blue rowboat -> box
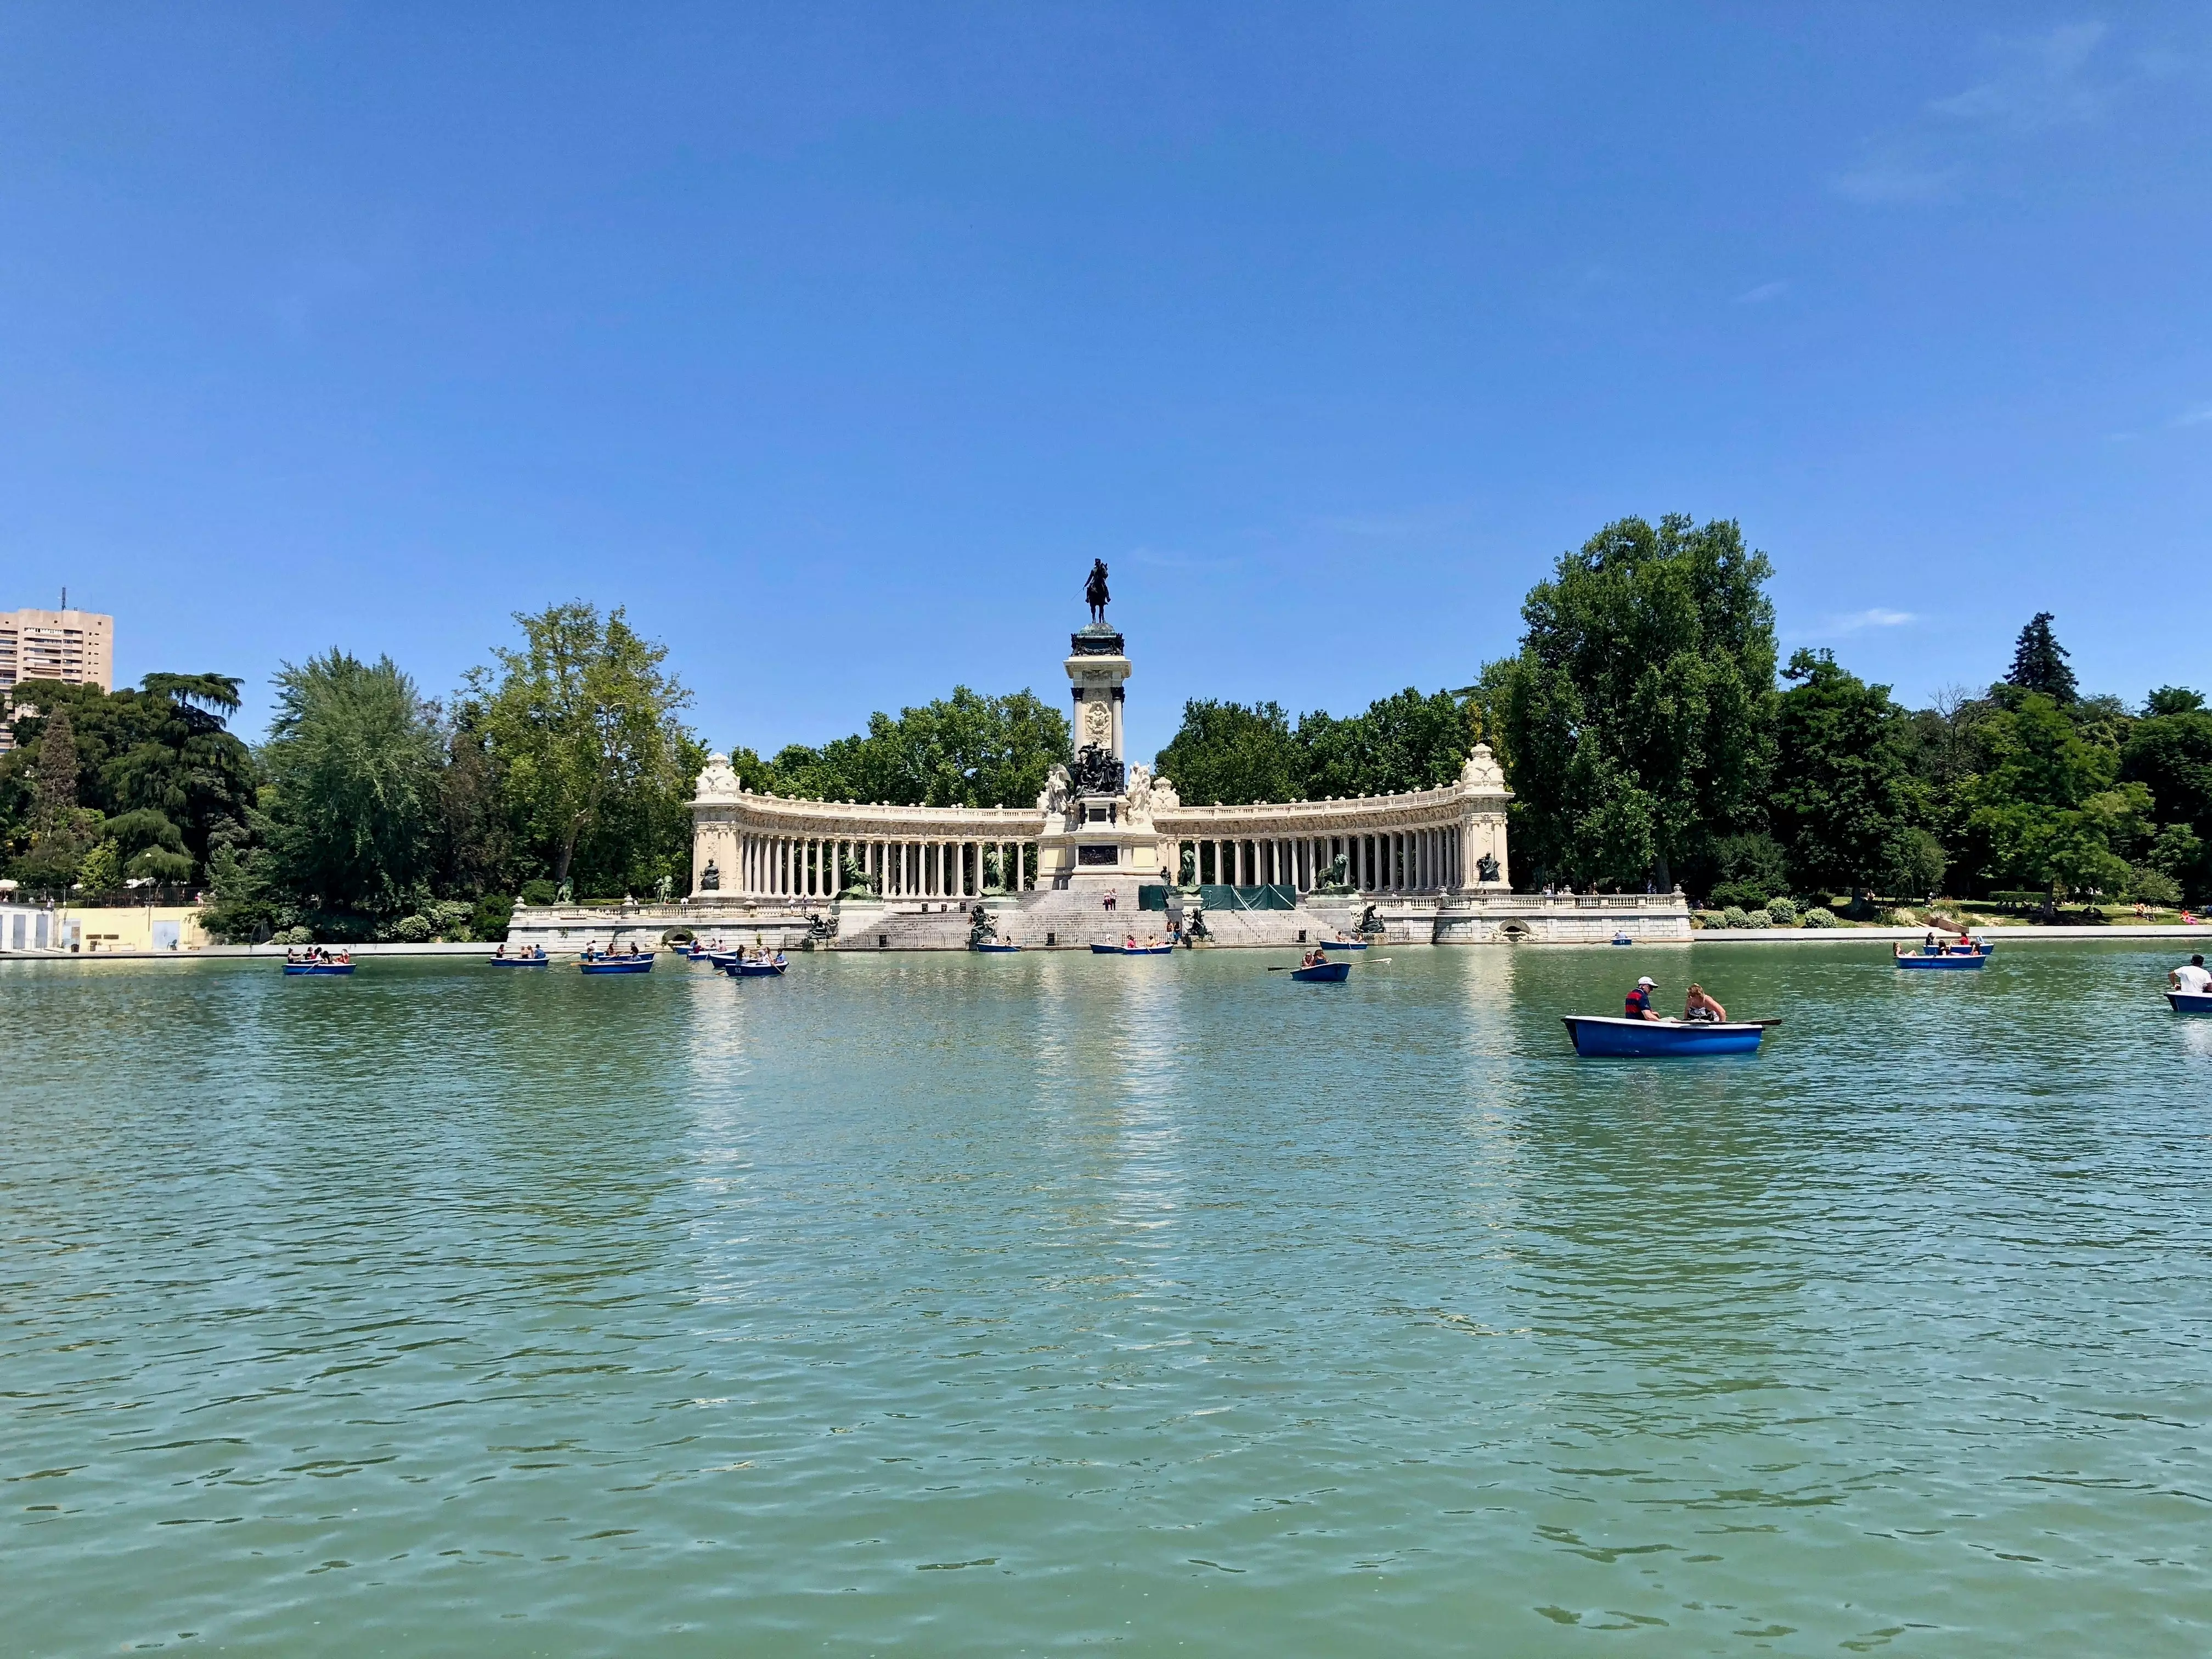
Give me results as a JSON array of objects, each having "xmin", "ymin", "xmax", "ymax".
[
  {"xmin": 1092, "ymin": 943, "xmax": 1173, "ymax": 955},
  {"xmin": 1318, "ymin": 939, "xmax": 1368, "ymax": 952},
  {"xmin": 580, "ymin": 956, "xmax": 653, "ymax": 974},
  {"xmin": 488, "ymin": 953, "xmax": 548, "ymax": 967},
  {"xmin": 1894, "ymin": 950, "xmax": 1987, "ymax": 970},
  {"xmin": 1290, "ymin": 961, "xmax": 1351, "ymax": 983},
  {"xmin": 1561, "ymin": 1015, "xmax": 1772, "ymax": 1057},
  {"xmin": 2168, "ymin": 991, "xmax": 2212, "ymax": 1013},
  {"xmin": 283, "ymin": 962, "xmax": 354, "ymax": 976},
  {"xmin": 973, "ymin": 943, "xmax": 1022, "ymax": 953},
  {"xmin": 1611, "ymin": 933, "xmax": 1633, "ymax": 946},
  {"xmin": 725, "ymin": 955, "xmax": 788, "ymax": 978}
]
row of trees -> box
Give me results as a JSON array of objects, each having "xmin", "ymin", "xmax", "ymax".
[
  {"xmin": 0, "ymin": 603, "xmax": 699, "ymax": 941},
  {"xmin": 9, "ymin": 526, "xmax": 2200, "ymax": 933},
  {"xmin": 1153, "ymin": 515, "xmax": 2212, "ymax": 910}
]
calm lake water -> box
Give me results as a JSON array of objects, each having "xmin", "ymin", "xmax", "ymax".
[{"xmin": 6, "ymin": 943, "xmax": 2211, "ymax": 1655}]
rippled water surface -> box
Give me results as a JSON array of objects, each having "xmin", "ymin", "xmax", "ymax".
[{"xmin": 7, "ymin": 943, "xmax": 2212, "ymax": 1655}]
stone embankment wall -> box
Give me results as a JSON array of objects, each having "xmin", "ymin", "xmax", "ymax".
[{"xmin": 503, "ymin": 889, "xmax": 1695, "ymax": 951}]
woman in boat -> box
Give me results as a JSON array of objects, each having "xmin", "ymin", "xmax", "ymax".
[{"xmin": 1683, "ymin": 983, "xmax": 1726, "ymax": 1023}]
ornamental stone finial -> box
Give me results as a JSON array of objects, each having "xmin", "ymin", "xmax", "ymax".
[
  {"xmin": 1459, "ymin": 743, "xmax": 1506, "ymax": 791},
  {"xmin": 695, "ymin": 751, "xmax": 741, "ymax": 802}
]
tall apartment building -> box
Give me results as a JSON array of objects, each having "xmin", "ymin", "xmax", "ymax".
[{"xmin": 0, "ymin": 606, "xmax": 115, "ymax": 751}]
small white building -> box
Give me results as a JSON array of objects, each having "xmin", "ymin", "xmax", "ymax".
[{"xmin": 0, "ymin": 900, "xmax": 64, "ymax": 953}]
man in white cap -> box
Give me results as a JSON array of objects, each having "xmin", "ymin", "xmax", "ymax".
[{"xmin": 1626, "ymin": 975, "xmax": 1661, "ymax": 1021}]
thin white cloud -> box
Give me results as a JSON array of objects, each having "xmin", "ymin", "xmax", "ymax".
[
  {"xmin": 2174, "ymin": 403, "xmax": 2212, "ymax": 427},
  {"xmin": 1832, "ymin": 21, "xmax": 2133, "ymax": 206},
  {"xmin": 1731, "ymin": 280, "xmax": 1790, "ymax": 306},
  {"xmin": 1833, "ymin": 608, "xmax": 1918, "ymax": 632},
  {"xmin": 1928, "ymin": 21, "xmax": 2111, "ymax": 132},
  {"xmin": 1833, "ymin": 147, "xmax": 1963, "ymax": 205}
]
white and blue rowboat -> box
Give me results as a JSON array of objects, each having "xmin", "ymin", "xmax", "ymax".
[
  {"xmin": 488, "ymin": 953, "xmax": 548, "ymax": 967},
  {"xmin": 2167, "ymin": 990, "xmax": 2212, "ymax": 1013},
  {"xmin": 1894, "ymin": 949, "xmax": 1988, "ymax": 970},
  {"xmin": 1290, "ymin": 961, "xmax": 1351, "ymax": 983},
  {"xmin": 580, "ymin": 956, "xmax": 653, "ymax": 974},
  {"xmin": 724, "ymin": 955, "xmax": 789, "ymax": 978},
  {"xmin": 1092, "ymin": 943, "xmax": 1175, "ymax": 955},
  {"xmin": 283, "ymin": 961, "xmax": 354, "ymax": 976},
  {"xmin": 973, "ymin": 942, "xmax": 1022, "ymax": 953},
  {"xmin": 1318, "ymin": 939, "xmax": 1368, "ymax": 951},
  {"xmin": 1561, "ymin": 1015, "xmax": 1775, "ymax": 1057}
]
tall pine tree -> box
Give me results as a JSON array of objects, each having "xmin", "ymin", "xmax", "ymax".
[{"xmin": 2005, "ymin": 612, "xmax": 2077, "ymax": 704}]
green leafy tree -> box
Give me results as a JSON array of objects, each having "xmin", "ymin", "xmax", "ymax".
[
  {"xmin": 463, "ymin": 602, "xmax": 695, "ymax": 895},
  {"xmin": 2005, "ymin": 612, "xmax": 2078, "ymax": 704},
  {"xmin": 2120, "ymin": 700, "xmax": 2212, "ymax": 900},
  {"xmin": 1155, "ymin": 688, "xmax": 1470, "ymax": 806},
  {"xmin": 0, "ymin": 672, "xmax": 256, "ymax": 884},
  {"xmin": 7, "ymin": 705, "xmax": 101, "ymax": 893},
  {"xmin": 2145, "ymin": 686, "xmax": 2205, "ymax": 718},
  {"xmin": 1769, "ymin": 648, "xmax": 1916, "ymax": 909},
  {"xmin": 766, "ymin": 687, "xmax": 1068, "ymax": 809},
  {"xmin": 105, "ymin": 806, "xmax": 195, "ymax": 885},
  {"xmin": 1153, "ymin": 699, "xmax": 1300, "ymax": 805},
  {"xmin": 255, "ymin": 651, "xmax": 445, "ymax": 926},
  {"xmin": 1706, "ymin": 831, "xmax": 1792, "ymax": 910},
  {"xmin": 1883, "ymin": 827, "xmax": 1949, "ymax": 900},
  {"xmin": 1490, "ymin": 515, "xmax": 1778, "ymax": 889},
  {"xmin": 76, "ymin": 838, "xmax": 122, "ymax": 895},
  {"xmin": 1969, "ymin": 692, "xmax": 2148, "ymax": 910},
  {"xmin": 1297, "ymin": 687, "xmax": 1468, "ymax": 798}
]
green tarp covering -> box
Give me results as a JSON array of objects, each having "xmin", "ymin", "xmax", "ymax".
[{"xmin": 1197, "ymin": 884, "xmax": 1297, "ymax": 911}]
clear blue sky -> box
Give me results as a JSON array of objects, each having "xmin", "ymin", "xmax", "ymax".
[{"xmin": 3, "ymin": 4, "xmax": 2207, "ymax": 760}]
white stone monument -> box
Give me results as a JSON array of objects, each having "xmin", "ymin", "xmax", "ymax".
[{"xmin": 1034, "ymin": 618, "xmax": 1169, "ymax": 887}]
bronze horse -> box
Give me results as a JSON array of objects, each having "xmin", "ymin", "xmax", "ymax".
[{"xmin": 1085, "ymin": 558, "xmax": 1110, "ymax": 624}]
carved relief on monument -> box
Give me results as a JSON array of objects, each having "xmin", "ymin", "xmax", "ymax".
[{"xmin": 1037, "ymin": 763, "xmax": 1073, "ymax": 819}]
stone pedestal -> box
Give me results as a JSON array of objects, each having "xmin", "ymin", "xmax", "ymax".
[{"xmin": 1036, "ymin": 795, "xmax": 1168, "ymax": 887}]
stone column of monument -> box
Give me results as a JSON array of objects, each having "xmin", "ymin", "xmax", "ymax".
[{"xmin": 1034, "ymin": 577, "xmax": 1169, "ymax": 888}]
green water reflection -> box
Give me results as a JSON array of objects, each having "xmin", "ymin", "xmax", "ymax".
[{"xmin": 4, "ymin": 943, "xmax": 2211, "ymax": 1654}]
